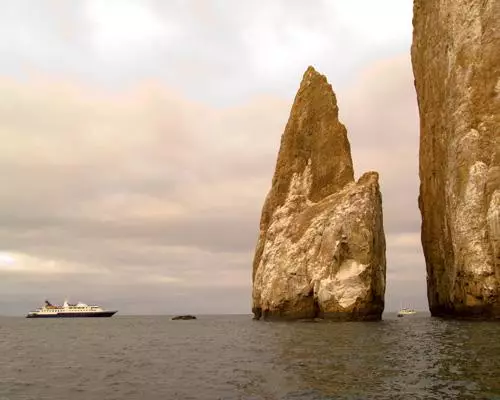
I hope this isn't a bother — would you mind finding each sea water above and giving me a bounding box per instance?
[0,313,499,399]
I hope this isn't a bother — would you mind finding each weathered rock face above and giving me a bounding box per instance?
[252,67,386,321]
[412,0,500,318]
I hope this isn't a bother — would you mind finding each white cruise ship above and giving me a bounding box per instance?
[26,300,117,318]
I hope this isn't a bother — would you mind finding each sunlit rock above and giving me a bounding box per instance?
[412,0,500,318]
[252,67,386,321]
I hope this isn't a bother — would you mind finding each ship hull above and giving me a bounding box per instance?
[26,311,117,318]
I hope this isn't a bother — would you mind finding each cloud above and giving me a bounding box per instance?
[0,53,425,314]
[0,75,280,314]
[0,1,413,105]
[0,1,425,314]
[85,0,180,56]
[0,252,106,275]
[337,56,421,237]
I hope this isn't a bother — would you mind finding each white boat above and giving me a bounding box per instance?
[26,300,117,318]
[397,305,417,317]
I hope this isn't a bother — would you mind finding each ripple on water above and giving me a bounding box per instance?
[0,315,500,399]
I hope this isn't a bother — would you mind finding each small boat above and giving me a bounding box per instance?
[26,299,117,318]
[397,307,417,317]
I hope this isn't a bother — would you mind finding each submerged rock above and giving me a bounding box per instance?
[412,0,500,318]
[171,315,197,320]
[252,66,386,321]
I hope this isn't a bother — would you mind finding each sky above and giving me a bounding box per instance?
[0,0,425,315]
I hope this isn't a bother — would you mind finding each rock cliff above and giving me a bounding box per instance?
[412,0,500,318]
[252,67,386,321]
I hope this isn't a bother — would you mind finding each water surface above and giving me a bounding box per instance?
[1,314,499,399]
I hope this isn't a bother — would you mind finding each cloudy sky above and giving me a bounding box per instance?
[0,0,425,315]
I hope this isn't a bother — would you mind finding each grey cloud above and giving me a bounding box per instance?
[0,210,260,255]
[340,56,421,237]
[0,1,412,105]
[0,276,252,315]
[0,1,91,79]
[0,1,425,314]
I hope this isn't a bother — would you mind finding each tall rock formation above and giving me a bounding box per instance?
[412,0,500,318]
[252,67,386,321]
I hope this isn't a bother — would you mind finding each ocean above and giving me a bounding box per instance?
[0,314,499,400]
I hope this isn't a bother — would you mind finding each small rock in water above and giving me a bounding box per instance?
[171,315,197,320]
